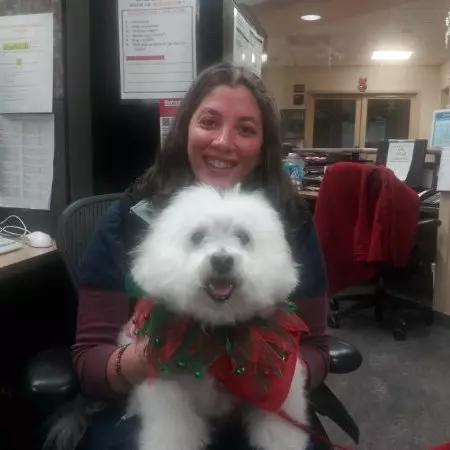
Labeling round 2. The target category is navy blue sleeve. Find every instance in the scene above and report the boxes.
[290,223,328,302]
[78,200,128,292]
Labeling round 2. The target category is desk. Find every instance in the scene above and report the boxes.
[0,244,58,280]
[298,190,319,201]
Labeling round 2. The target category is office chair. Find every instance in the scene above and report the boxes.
[22,193,363,448]
[317,162,439,341]
[328,217,439,340]
[23,193,121,420]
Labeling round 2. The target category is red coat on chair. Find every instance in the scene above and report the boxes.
[314,162,420,296]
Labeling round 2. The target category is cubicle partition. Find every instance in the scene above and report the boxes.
[0,5,76,448]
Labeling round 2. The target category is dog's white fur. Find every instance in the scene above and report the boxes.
[121,185,309,450]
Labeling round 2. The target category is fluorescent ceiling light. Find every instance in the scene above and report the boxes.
[251,53,256,63]
[301,14,322,21]
[262,53,268,63]
[371,50,413,61]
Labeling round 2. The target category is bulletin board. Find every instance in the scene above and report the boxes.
[0,0,66,232]
[0,0,64,99]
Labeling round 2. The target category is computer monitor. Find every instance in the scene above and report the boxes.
[430,109,450,148]
[376,139,428,189]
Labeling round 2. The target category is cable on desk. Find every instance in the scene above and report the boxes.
[0,215,30,237]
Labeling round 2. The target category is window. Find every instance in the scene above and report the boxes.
[313,98,359,148]
[306,93,416,148]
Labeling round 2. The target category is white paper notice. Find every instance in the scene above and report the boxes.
[386,140,415,181]
[0,114,55,210]
[0,13,54,113]
[118,0,196,100]
[233,7,265,77]
[431,110,450,148]
[437,147,450,192]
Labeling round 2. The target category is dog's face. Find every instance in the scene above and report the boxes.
[131,185,299,326]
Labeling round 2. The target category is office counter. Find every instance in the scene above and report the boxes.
[434,192,450,316]
[292,147,442,155]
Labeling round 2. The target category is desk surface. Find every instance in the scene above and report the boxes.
[0,243,58,274]
[298,190,319,200]
[292,147,442,155]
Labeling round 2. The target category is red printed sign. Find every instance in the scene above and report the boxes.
[159,99,182,146]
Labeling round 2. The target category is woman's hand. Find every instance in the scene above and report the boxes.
[107,338,149,395]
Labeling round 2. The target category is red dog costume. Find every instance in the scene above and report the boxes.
[129,298,308,413]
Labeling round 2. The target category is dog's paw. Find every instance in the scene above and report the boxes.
[247,411,309,450]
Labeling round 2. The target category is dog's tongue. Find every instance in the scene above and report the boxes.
[209,280,233,298]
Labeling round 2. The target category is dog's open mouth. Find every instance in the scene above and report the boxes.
[204,278,235,303]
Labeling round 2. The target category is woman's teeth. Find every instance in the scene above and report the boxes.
[205,157,236,170]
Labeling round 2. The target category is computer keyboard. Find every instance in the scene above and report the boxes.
[0,235,24,255]
[422,192,440,205]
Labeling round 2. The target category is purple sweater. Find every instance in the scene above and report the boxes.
[72,198,330,400]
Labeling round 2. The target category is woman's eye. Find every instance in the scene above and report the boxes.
[198,117,217,129]
[236,229,251,246]
[238,124,256,137]
[190,229,206,245]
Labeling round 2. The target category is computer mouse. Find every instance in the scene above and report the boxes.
[24,231,54,248]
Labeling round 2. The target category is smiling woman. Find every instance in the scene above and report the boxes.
[70,62,329,450]
[187,84,263,187]
[133,62,292,212]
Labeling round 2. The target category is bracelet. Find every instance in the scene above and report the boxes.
[115,344,132,386]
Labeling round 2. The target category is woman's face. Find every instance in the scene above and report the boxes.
[187,85,263,188]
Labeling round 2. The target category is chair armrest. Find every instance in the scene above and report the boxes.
[418,218,441,228]
[418,188,436,200]
[309,383,360,444]
[328,336,362,374]
[23,348,79,417]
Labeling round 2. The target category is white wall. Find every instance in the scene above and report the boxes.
[440,60,450,90]
[263,65,441,140]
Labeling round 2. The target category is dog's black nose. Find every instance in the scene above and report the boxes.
[210,254,234,274]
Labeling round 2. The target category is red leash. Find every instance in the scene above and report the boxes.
[277,410,352,450]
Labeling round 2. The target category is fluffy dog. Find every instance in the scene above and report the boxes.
[122,185,309,450]
[45,184,309,450]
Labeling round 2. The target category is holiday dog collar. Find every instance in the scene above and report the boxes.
[129,298,308,412]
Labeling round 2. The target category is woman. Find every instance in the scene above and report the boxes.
[73,62,329,450]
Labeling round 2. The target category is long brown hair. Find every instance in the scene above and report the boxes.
[132,62,311,237]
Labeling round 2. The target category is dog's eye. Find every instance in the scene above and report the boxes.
[236,229,250,246]
[190,229,206,245]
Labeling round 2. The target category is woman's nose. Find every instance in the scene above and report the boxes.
[212,126,234,151]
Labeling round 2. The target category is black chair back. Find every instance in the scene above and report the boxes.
[56,193,122,289]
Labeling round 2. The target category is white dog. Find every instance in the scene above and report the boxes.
[122,184,309,450]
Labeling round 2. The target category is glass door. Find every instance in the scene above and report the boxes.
[310,95,362,148]
[361,96,412,148]
[306,93,417,148]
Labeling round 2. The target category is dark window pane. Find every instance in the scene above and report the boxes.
[313,99,356,148]
[365,99,410,148]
